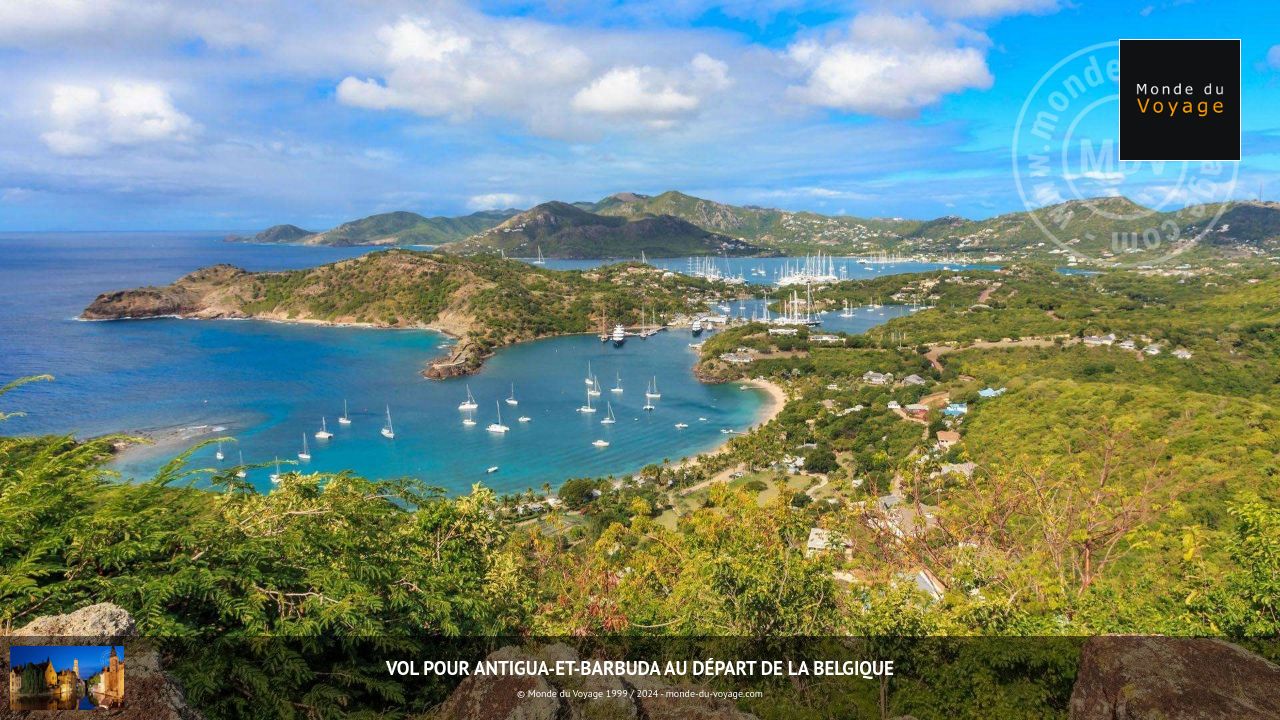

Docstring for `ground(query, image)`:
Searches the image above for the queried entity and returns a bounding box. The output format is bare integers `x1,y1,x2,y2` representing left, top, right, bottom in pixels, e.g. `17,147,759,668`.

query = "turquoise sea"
0,233,917,495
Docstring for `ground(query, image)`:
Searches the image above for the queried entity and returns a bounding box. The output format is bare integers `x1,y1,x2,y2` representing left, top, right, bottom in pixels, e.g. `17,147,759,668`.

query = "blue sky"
0,0,1276,231
10,645,123,678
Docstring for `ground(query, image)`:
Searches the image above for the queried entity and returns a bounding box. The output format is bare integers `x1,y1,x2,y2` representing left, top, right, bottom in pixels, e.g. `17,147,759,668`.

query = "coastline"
673,376,786,473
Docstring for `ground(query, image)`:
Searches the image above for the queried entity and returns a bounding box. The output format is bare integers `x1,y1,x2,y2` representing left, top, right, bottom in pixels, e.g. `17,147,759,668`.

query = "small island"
81,249,732,378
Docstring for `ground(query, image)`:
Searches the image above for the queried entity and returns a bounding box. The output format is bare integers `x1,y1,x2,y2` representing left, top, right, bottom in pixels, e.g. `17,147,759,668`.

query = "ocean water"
1,234,906,495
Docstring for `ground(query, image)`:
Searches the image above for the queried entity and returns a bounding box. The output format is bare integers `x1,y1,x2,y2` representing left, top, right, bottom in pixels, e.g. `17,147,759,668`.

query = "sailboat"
646,376,661,399
612,372,623,393
458,385,478,411
585,362,595,385
518,415,531,422
577,387,596,413
269,457,282,484
487,401,510,433
298,433,311,461
533,246,546,265
840,299,854,318
505,383,519,406
338,399,352,425
381,406,395,439
315,417,333,440
462,409,476,426
640,250,648,264
674,422,688,429
592,439,610,447
601,402,616,424
235,450,247,478
215,440,224,461
588,374,601,397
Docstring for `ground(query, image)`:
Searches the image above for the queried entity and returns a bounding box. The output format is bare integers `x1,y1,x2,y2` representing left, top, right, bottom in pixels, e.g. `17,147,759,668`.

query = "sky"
0,0,1277,231
10,645,123,678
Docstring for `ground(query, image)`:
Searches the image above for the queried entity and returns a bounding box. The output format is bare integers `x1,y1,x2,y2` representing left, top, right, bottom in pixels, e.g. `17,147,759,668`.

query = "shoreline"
672,376,786,473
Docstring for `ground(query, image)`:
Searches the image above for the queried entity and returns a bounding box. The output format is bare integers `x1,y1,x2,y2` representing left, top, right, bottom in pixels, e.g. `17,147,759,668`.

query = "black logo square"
1119,39,1240,161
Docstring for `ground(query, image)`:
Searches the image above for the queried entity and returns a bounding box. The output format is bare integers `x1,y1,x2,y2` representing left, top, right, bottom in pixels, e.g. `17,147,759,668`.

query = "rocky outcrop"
1069,636,1280,720
10,603,135,639
430,645,756,720
3,603,201,720
81,265,248,320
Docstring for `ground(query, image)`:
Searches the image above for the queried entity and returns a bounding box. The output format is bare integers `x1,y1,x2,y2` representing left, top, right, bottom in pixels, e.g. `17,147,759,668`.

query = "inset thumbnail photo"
8,645,125,711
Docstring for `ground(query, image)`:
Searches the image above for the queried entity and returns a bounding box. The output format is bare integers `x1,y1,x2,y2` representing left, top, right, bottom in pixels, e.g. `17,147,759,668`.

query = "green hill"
248,224,315,243
588,190,917,251
443,201,762,258
236,209,517,247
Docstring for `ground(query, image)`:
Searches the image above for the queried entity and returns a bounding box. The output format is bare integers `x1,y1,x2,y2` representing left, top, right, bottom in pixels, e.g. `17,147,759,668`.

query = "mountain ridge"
232,193,1280,262
441,201,763,258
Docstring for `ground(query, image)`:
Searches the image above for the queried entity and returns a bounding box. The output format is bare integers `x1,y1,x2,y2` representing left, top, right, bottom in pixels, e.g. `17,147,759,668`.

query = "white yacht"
298,433,311,461
458,385,478,411
462,409,476,426
215,440,224,461
235,451,247,479
592,439,610,447
315,417,333,440
691,318,703,336
645,376,661,399
518,415,531,423
601,402,616,424
506,383,519,406
611,372,623,393
611,324,626,347
269,457,282,484
338,399,352,425
487,401,510,433
674,422,688,429
381,406,395,439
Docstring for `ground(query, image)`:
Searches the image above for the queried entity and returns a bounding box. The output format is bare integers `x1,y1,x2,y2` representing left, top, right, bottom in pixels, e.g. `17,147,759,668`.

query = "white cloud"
571,54,730,125
913,0,1059,18
466,192,529,210
40,82,196,156
336,15,592,121
786,13,993,118
1267,45,1280,71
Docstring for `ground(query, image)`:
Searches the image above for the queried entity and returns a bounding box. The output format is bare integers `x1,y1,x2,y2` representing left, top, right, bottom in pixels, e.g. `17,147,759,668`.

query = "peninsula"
80,249,727,378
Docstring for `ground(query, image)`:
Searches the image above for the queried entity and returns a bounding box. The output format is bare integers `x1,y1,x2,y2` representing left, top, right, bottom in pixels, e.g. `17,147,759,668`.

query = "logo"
1012,41,1238,266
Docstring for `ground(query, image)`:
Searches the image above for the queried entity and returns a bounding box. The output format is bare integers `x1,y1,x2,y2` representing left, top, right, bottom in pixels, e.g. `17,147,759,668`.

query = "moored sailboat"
487,401,510,433
315,417,333,439
458,385,478,411
339,399,352,425
577,387,596,413
601,402,616,424
381,406,395,439
298,433,311,461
